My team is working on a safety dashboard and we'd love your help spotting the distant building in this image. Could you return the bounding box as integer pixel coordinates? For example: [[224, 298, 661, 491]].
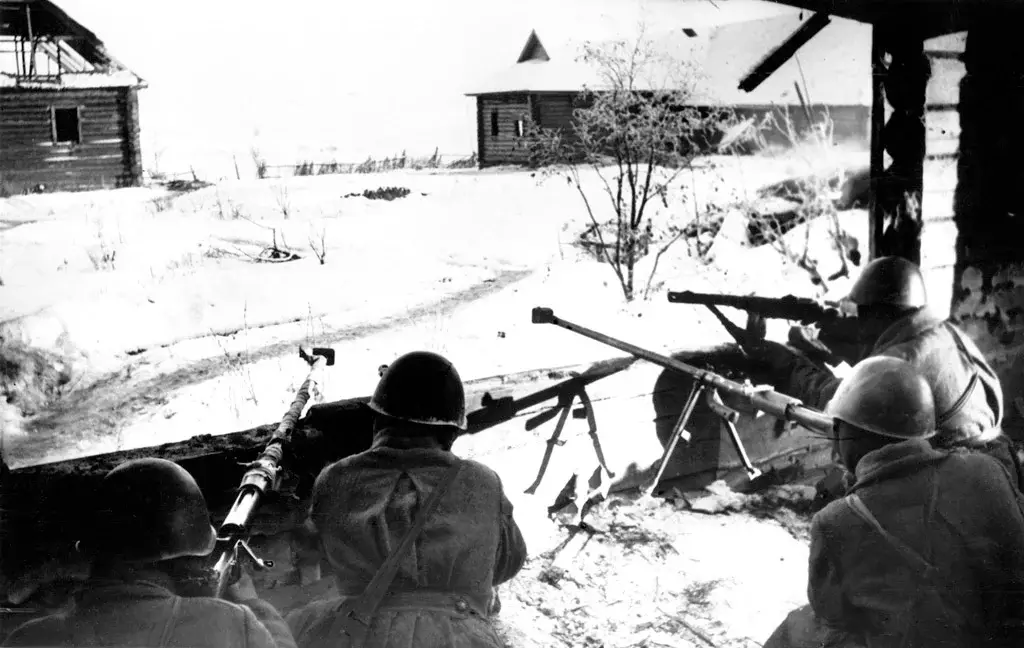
[[0, 0, 147, 193], [465, 13, 871, 168]]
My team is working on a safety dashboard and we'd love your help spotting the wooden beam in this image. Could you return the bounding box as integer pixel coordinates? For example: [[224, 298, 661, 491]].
[[739, 12, 831, 92], [868, 26, 886, 261], [24, 3, 33, 76]]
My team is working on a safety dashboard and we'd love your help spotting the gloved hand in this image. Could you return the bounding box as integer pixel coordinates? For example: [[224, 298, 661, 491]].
[[811, 468, 853, 513], [225, 570, 260, 603], [745, 340, 801, 376]]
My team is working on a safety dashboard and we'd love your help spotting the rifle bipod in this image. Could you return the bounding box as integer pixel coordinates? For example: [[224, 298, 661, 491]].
[[643, 380, 705, 497], [642, 383, 762, 497], [705, 389, 761, 480], [524, 385, 613, 496]]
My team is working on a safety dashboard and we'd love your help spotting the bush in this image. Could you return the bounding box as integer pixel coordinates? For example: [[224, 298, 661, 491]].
[[343, 186, 412, 201]]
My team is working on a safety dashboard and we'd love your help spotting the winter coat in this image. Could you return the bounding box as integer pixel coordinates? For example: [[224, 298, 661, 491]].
[[808, 438, 1024, 648], [787, 308, 1004, 447], [0, 570, 295, 648], [286, 430, 528, 648]]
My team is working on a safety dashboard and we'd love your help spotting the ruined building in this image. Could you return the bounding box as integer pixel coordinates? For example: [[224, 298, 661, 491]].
[[0, 0, 146, 193]]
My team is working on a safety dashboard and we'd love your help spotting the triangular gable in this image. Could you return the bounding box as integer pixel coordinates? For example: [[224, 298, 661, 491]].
[[517, 30, 551, 63]]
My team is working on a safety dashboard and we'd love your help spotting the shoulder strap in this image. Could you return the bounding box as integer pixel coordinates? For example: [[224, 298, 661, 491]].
[[845, 493, 937, 575], [318, 460, 464, 647], [142, 595, 181, 648], [941, 322, 1003, 425]]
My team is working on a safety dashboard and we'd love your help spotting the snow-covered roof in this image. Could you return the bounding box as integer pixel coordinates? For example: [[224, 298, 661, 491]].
[[467, 13, 871, 107], [0, 69, 141, 88]]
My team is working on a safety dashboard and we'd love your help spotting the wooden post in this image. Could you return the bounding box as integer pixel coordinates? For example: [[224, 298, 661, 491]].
[[950, 13, 1024, 440], [123, 88, 144, 187], [25, 5, 35, 76], [868, 26, 887, 261], [869, 26, 928, 265], [476, 96, 485, 168]]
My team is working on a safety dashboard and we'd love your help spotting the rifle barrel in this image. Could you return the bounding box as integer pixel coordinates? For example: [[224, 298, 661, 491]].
[[211, 348, 333, 598], [531, 307, 833, 434]]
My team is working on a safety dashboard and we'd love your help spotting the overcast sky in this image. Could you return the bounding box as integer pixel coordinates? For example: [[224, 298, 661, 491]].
[[54, 0, 794, 177]]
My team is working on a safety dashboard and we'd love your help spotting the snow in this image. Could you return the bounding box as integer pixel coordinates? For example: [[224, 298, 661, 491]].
[[1, 152, 873, 466], [3, 148, 963, 645]]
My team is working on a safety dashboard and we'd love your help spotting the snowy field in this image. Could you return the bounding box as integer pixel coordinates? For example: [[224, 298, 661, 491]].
[[0, 148, 872, 467], [0, 147, 894, 646]]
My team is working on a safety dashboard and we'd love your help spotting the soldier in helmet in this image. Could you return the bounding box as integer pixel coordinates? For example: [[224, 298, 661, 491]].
[[286, 350, 527, 648], [750, 255, 1018, 489], [765, 357, 1024, 648], [1, 458, 296, 648]]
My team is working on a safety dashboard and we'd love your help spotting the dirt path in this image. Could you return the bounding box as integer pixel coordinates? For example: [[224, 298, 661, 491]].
[[8, 267, 534, 466]]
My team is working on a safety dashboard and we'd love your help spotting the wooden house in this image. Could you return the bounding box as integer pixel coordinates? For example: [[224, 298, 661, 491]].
[[0, 0, 146, 193], [466, 13, 871, 168]]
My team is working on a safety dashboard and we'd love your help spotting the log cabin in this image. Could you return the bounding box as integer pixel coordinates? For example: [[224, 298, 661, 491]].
[[0, 0, 146, 194], [466, 12, 872, 168]]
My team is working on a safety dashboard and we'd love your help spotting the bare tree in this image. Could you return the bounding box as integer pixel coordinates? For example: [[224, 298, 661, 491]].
[[529, 25, 742, 301], [744, 109, 862, 293]]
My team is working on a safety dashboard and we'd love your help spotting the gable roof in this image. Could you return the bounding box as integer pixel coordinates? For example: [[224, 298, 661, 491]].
[[466, 13, 870, 107], [0, 0, 146, 89]]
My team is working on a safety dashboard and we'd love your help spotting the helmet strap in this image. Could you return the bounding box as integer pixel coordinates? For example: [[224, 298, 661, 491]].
[[838, 429, 891, 473]]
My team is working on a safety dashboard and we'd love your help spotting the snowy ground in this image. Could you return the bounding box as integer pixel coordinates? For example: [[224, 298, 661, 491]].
[[0, 147, 869, 468], [1, 147, 881, 645], [493, 486, 818, 648]]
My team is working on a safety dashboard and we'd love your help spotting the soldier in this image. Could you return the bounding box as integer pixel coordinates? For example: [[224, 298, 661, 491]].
[[1, 458, 295, 648], [765, 356, 1024, 648], [750, 255, 1019, 489], [286, 350, 528, 648]]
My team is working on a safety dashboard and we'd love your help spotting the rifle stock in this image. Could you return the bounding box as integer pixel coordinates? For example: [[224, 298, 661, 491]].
[[531, 307, 833, 435], [211, 346, 335, 598]]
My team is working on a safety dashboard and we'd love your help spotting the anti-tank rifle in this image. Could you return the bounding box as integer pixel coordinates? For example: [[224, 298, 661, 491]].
[[666, 290, 862, 367], [211, 346, 335, 599], [666, 291, 851, 326], [531, 307, 834, 492]]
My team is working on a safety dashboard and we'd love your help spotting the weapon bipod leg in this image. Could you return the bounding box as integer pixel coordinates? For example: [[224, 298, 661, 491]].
[[706, 389, 762, 480], [643, 380, 707, 498]]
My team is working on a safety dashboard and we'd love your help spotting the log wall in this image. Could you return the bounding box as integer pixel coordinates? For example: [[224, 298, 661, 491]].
[[0, 86, 142, 193], [949, 15, 1024, 441], [474, 92, 870, 167], [477, 93, 534, 167]]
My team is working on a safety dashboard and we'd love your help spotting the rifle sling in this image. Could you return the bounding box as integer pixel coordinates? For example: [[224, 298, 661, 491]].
[[322, 460, 464, 646], [937, 322, 997, 429]]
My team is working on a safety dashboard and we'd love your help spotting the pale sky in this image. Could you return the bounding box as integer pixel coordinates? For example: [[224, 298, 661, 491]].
[[54, 0, 794, 178]]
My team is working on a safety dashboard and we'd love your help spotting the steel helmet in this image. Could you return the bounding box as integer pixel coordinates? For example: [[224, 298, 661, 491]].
[[847, 256, 927, 310], [826, 356, 937, 440], [83, 458, 217, 563], [368, 351, 468, 430]]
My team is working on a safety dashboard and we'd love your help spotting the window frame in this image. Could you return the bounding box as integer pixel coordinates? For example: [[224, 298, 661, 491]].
[[50, 105, 83, 146]]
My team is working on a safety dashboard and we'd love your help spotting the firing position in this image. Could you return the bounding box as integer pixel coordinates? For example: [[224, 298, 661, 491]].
[[765, 356, 1024, 648], [285, 350, 528, 648], [749, 255, 1019, 488], [1, 458, 295, 648]]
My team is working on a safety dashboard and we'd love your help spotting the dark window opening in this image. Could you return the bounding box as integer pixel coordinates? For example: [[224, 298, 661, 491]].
[[514, 119, 525, 138], [490, 111, 499, 137], [52, 107, 81, 144], [683, 28, 697, 37]]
